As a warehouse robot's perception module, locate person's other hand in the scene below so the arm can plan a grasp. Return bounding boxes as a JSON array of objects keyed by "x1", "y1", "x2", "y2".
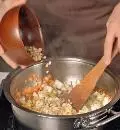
[
  {"x1": 0, "y1": 0, "x2": 27, "y2": 69},
  {"x1": 104, "y1": 3, "x2": 120, "y2": 65}
]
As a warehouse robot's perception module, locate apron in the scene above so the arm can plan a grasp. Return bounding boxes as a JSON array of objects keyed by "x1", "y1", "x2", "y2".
[
  {"x1": 28, "y1": 0, "x2": 120, "y2": 75},
  {"x1": 1, "y1": 0, "x2": 120, "y2": 75}
]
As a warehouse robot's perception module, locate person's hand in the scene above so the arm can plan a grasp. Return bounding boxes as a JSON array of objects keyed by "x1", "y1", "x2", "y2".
[
  {"x1": 0, "y1": 0, "x2": 27, "y2": 21},
  {"x1": 0, "y1": 0, "x2": 27, "y2": 69},
  {"x1": 0, "y1": 44, "x2": 22, "y2": 68},
  {"x1": 104, "y1": 3, "x2": 120, "y2": 65}
]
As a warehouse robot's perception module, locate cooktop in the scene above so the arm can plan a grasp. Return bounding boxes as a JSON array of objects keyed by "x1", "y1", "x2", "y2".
[{"x1": 0, "y1": 74, "x2": 120, "y2": 130}]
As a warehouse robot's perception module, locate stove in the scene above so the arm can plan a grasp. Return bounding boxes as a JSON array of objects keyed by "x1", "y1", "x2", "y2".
[
  {"x1": 0, "y1": 92, "x2": 30, "y2": 130},
  {"x1": 0, "y1": 75, "x2": 120, "y2": 130}
]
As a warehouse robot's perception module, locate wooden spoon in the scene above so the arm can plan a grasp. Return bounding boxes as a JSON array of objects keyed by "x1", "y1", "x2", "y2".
[{"x1": 68, "y1": 41, "x2": 119, "y2": 111}]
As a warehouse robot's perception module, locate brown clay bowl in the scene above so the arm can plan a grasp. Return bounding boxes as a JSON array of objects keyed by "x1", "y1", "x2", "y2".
[{"x1": 0, "y1": 4, "x2": 44, "y2": 66}]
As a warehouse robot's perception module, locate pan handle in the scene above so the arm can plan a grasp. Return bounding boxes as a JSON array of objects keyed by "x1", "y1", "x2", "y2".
[
  {"x1": 89, "y1": 109, "x2": 120, "y2": 129},
  {"x1": 77, "y1": 75, "x2": 120, "y2": 129},
  {"x1": 74, "y1": 108, "x2": 120, "y2": 129}
]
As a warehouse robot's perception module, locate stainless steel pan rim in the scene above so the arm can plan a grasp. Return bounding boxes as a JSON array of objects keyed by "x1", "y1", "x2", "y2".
[{"x1": 3, "y1": 57, "x2": 120, "y2": 119}]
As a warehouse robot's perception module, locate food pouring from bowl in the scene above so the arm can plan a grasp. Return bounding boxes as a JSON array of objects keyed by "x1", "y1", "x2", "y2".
[{"x1": 0, "y1": 5, "x2": 44, "y2": 67}]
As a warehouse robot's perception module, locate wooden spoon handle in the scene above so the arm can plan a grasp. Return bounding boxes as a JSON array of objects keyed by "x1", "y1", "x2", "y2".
[
  {"x1": 83, "y1": 40, "x2": 119, "y2": 85},
  {"x1": 83, "y1": 57, "x2": 106, "y2": 85}
]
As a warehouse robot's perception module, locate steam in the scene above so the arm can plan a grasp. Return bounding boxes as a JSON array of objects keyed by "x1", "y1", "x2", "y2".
[{"x1": 45, "y1": 33, "x2": 87, "y2": 58}]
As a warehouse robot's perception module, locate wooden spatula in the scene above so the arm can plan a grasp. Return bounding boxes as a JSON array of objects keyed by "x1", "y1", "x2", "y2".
[{"x1": 68, "y1": 41, "x2": 118, "y2": 111}]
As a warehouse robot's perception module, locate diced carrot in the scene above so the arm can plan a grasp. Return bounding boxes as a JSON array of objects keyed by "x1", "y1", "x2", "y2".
[
  {"x1": 22, "y1": 87, "x2": 33, "y2": 95},
  {"x1": 27, "y1": 87, "x2": 33, "y2": 94},
  {"x1": 33, "y1": 86, "x2": 39, "y2": 92},
  {"x1": 33, "y1": 85, "x2": 42, "y2": 92}
]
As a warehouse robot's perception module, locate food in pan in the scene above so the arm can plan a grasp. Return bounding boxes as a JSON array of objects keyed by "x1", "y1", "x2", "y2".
[{"x1": 15, "y1": 74, "x2": 111, "y2": 115}]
